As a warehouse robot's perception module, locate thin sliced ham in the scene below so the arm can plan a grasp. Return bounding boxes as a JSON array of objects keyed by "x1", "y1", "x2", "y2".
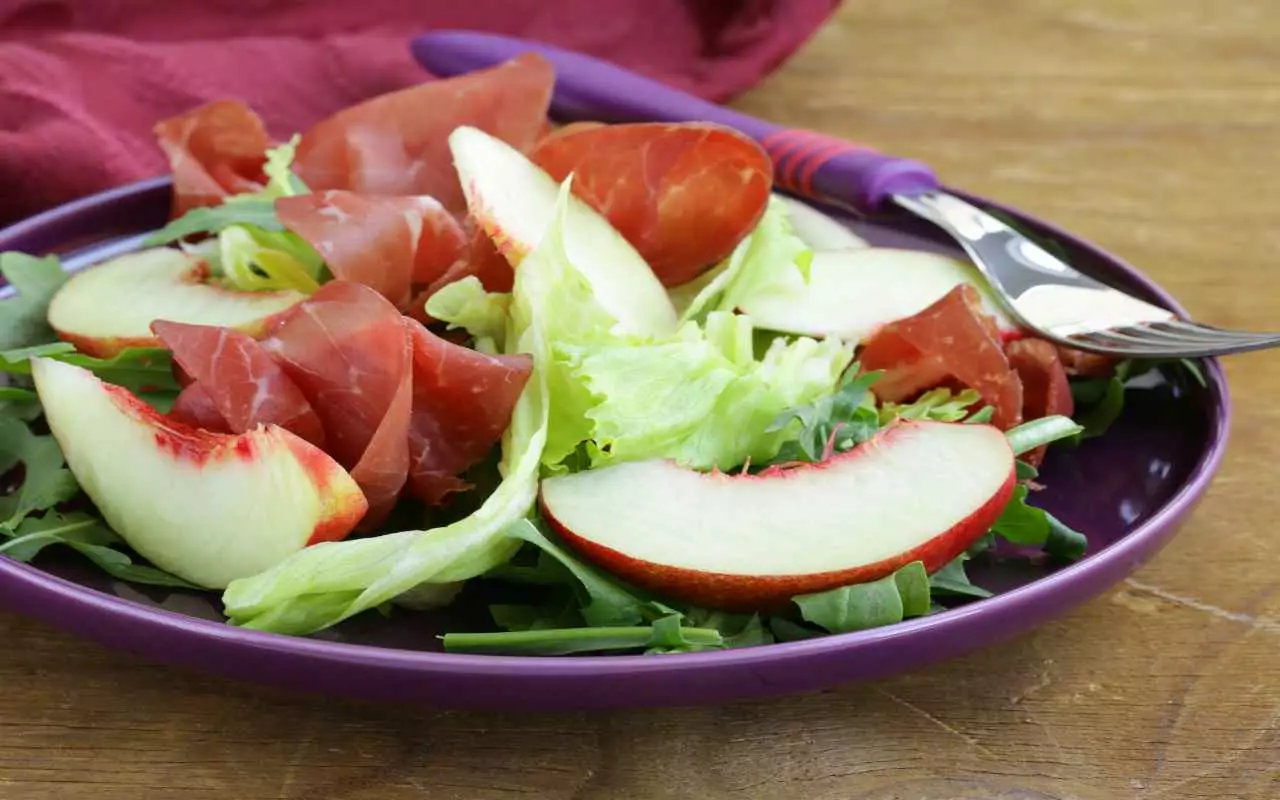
[
  {"x1": 262, "y1": 281, "x2": 413, "y2": 527},
  {"x1": 169, "y1": 383, "x2": 233, "y2": 433},
  {"x1": 531, "y1": 122, "x2": 773, "y2": 286},
  {"x1": 1007, "y1": 339, "x2": 1075, "y2": 465},
  {"x1": 152, "y1": 320, "x2": 326, "y2": 446},
  {"x1": 294, "y1": 53, "x2": 554, "y2": 214},
  {"x1": 859, "y1": 285, "x2": 1024, "y2": 430},
  {"x1": 276, "y1": 191, "x2": 466, "y2": 310},
  {"x1": 404, "y1": 319, "x2": 532, "y2": 505},
  {"x1": 154, "y1": 100, "x2": 271, "y2": 217}
]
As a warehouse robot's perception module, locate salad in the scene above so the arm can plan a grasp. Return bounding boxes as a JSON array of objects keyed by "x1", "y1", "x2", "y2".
[{"x1": 0, "y1": 53, "x2": 1201, "y2": 656}]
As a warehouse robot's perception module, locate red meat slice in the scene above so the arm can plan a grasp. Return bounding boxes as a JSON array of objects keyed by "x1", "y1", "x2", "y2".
[
  {"x1": 1007, "y1": 339, "x2": 1075, "y2": 465},
  {"x1": 293, "y1": 53, "x2": 554, "y2": 214},
  {"x1": 404, "y1": 319, "x2": 532, "y2": 505},
  {"x1": 859, "y1": 285, "x2": 1024, "y2": 430},
  {"x1": 153, "y1": 100, "x2": 271, "y2": 217},
  {"x1": 276, "y1": 191, "x2": 467, "y2": 310},
  {"x1": 531, "y1": 122, "x2": 773, "y2": 287},
  {"x1": 152, "y1": 320, "x2": 325, "y2": 447},
  {"x1": 261, "y1": 281, "x2": 412, "y2": 527},
  {"x1": 169, "y1": 383, "x2": 232, "y2": 433}
]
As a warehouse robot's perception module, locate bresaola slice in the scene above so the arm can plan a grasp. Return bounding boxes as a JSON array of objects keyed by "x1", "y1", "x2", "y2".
[
  {"x1": 859, "y1": 285, "x2": 1024, "y2": 429},
  {"x1": 261, "y1": 282, "x2": 413, "y2": 527},
  {"x1": 153, "y1": 100, "x2": 271, "y2": 216},
  {"x1": 294, "y1": 53, "x2": 555, "y2": 213},
  {"x1": 1007, "y1": 339, "x2": 1074, "y2": 466},
  {"x1": 152, "y1": 320, "x2": 325, "y2": 447},
  {"x1": 404, "y1": 320, "x2": 532, "y2": 504},
  {"x1": 170, "y1": 383, "x2": 233, "y2": 433},
  {"x1": 276, "y1": 191, "x2": 467, "y2": 310},
  {"x1": 531, "y1": 123, "x2": 773, "y2": 286}
]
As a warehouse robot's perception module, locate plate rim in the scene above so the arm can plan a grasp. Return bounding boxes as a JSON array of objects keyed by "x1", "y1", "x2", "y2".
[{"x1": 0, "y1": 178, "x2": 1232, "y2": 690}]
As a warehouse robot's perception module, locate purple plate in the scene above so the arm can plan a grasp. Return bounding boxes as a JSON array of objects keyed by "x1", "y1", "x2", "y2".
[{"x1": 0, "y1": 178, "x2": 1229, "y2": 711}]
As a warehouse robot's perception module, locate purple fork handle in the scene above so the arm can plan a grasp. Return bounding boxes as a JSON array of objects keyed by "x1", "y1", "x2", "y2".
[{"x1": 410, "y1": 30, "x2": 939, "y2": 213}]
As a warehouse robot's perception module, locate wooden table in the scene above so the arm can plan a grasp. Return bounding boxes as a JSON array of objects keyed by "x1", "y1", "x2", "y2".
[{"x1": 2, "y1": 2, "x2": 1277, "y2": 797}]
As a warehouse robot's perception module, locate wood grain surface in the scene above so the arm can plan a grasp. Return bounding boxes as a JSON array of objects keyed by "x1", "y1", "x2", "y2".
[{"x1": 2, "y1": 2, "x2": 1278, "y2": 798}]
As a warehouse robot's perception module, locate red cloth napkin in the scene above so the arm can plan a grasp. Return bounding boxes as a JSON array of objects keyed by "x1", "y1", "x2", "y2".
[{"x1": 0, "y1": 0, "x2": 837, "y2": 225}]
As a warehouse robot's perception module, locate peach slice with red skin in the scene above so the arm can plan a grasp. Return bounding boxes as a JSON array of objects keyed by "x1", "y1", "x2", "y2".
[
  {"x1": 30, "y1": 357, "x2": 367, "y2": 588},
  {"x1": 539, "y1": 419, "x2": 1015, "y2": 612},
  {"x1": 46, "y1": 248, "x2": 304, "y2": 358}
]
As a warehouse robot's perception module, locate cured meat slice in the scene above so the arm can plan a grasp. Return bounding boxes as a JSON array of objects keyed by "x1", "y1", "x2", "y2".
[
  {"x1": 154, "y1": 100, "x2": 271, "y2": 217},
  {"x1": 276, "y1": 191, "x2": 466, "y2": 310},
  {"x1": 1057, "y1": 345, "x2": 1117, "y2": 379},
  {"x1": 404, "y1": 319, "x2": 532, "y2": 505},
  {"x1": 169, "y1": 383, "x2": 232, "y2": 433},
  {"x1": 859, "y1": 285, "x2": 1024, "y2": 430},
  {"x1": 531, "y1": 122, "x2": 773, "y2": 286},
  {"x1": 294, "y1": 53, "x2": 554, "y2": 214},
  {"x1": 262, "y1": 281, "x2": 412, "y2": 526},
  {"x1": 152, "y1": 320, "x2": 325, "y2": 447},
  {"x1": 1007, "y1": 339, "x2": 1074, "y2": 465}
]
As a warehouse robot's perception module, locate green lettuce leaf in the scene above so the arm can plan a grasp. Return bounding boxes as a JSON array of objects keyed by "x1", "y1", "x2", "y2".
[
  {"x1": 794, "y1": 561, "x2": 931, "y2": 634},
  {"x1": 880, "y1": 388, "x2": 988, "y2": 425},
  {"x1": 425, "y1": 277, "x2": 512, "y2": 355},
  {"x1": 677, "y1": 196, "x2": 812, "y2": 323},
  {"x1": 0, "y1": 253, "x2": 67, "y2": 351},
  {"x1": 210, "y1": 225, "x2": 324, "y2": 294},
  {"x1": 570, "y1": 313, "x2": 853, "y2": 471}
]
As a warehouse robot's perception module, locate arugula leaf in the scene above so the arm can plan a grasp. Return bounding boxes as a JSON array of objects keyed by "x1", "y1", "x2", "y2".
[
  {"x1": 794, "y1": 561, "x2": 930, "y2": 634},
  {"x1": 682, "y1": 608, "x2": 774, "y2": 648},
  {"x1": 991, "y1": 485, "x2": 1049, "y2": 545},
  {"x1": 0, "y1": 510, "x2": 195, "y2": 588},
  {"x1": 1070, "y1": 358, "x2": 1208, "y2": 441},
  {"x1": 1005, "y1": 415, "x2": 1084, "y2": 457},
  {"x1": 768, "y1": 617, "x2": 825, "y2": 642},
  {"x1": 0, "y1": 387, "x2": 41, "y2": 421},
  {"x1": 764, "y1": 363, "x2": 882, "y2": 465},
  {"x1": 0, "y1": 345, "x2": 179, "y2": 393},
  {"x1": 1045, "y1": 513, "x2": 1089, "y2": 560},
  {"x1": 143, "y1": 199, "x2": 284, "y2": 247},
  {"x1": 929, "y1": 554, "x2": 993, "y2": 599},
  {"x1": 0, "y1": 253, "x2": 68, "y2": 351},
  {"x1": 506, "y1": 522, "x2": 671, "y2": 626},
  {"x1": 489, "y1": 599, "x2": 582, "y2": 631},
  {"x1": 991, "y1": 485, "x2": 1089, "y2": 559},
  {"x1": 1015, "y1": 459, "x2": 1040, "y2": 481},
  {"x1": 441, "y1": 615, "x2": 724, "y2": 655},
  {"x1": 0, "y1": 417, "x2": 79, "y2": 529}
]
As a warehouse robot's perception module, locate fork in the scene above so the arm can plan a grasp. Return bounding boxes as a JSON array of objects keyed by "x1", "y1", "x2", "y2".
[{"x1": 412, "y1": 31, "x2": 1280, "y2": 359}]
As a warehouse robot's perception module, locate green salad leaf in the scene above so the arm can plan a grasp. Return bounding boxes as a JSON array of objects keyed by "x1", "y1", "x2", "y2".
[
  {"x1": 928, "y1": 553, "x2": 993, "y2": 599},
  {"x1": 677, "y1": 196, "x2": 812, "y2": 323},
  {"x1": 763, "y1": 363, "x2": 880, "y2": 466},
  {"x1": 0, "y1": 343, "x2": 179, "y2": 394},
  {"x1": 442, "y1": 614, "x2": 723, "y2": 655},
  {"x1": 991, "y1": 484, "x2": 1088, "y2": 559},
  {"x1": 144, "y1": 199, "x2": 284, "y2": 246},
  {"x1": 0, "y1": 510, "x2": 195, "y2": 588},
  {"x1": 880, "y1": 388, "x2": 989, "y2": 425},
  {"x1": 1005, "y1": 415, "x2": 1084, "y2": 457},
  {"x1": 426, "y1": 277, "x2": 512, "y2": 355},
  {"x1": 0, "y1": 253, "x2": 68, "y2": 351},
  {"x1": 0, "y1": 416, "x2": 79, "y2": 529},
  {"x1": 794, "y1": 561, "x2": 931, "y2": 634}
]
